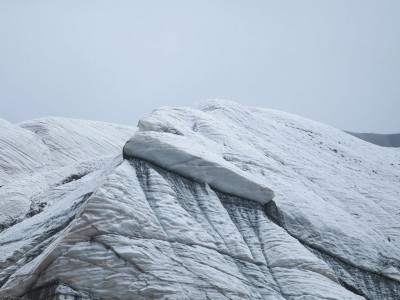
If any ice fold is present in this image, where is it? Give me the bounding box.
[123,131,275,204]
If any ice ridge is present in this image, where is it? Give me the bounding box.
[123,131,275,204]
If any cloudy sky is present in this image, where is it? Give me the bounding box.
[0,0,399,133]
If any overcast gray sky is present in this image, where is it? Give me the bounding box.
[0,0,399,133]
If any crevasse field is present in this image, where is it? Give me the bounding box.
[0,100,399,299]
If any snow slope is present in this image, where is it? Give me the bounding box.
[0,101,399,299]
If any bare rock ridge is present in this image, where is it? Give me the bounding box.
[347,132,400,148]
[0,100,399,299]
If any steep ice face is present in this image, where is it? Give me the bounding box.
[0,101,399,299]
[0,155,121,291]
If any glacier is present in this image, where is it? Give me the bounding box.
[0,100,399,299]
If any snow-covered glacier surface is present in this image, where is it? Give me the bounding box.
[0,101,399,299]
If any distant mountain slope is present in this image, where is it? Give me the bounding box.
[0,101,399,299]
[347,132,400,147]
